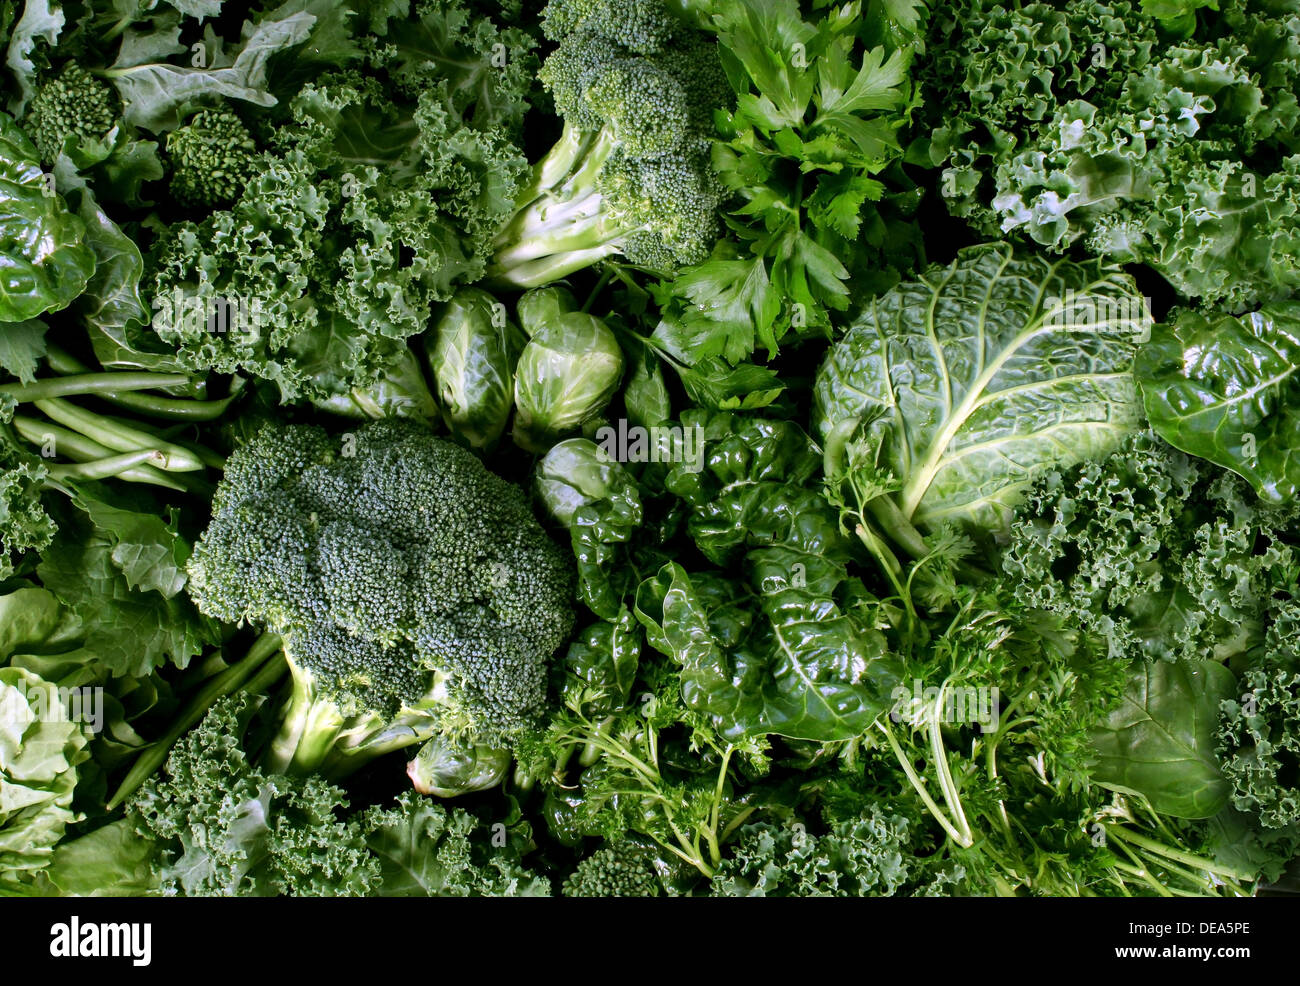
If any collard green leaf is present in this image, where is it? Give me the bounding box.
[2,0,63,117]
[0,111,95,322]
[814,242,1144,535]
[1090,659,1236,819]
[67,182,185,372]
[107,10,314,131]
[1135,303,1300,504]
[36,492,217,676]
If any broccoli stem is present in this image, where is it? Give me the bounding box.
[267,669,348,777]
[107,632,286,811]
[489,126,634,288]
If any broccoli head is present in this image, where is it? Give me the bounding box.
[24,64,118,164]
[488,0,729,287]
[562,841,661,897]
[166,109,259,208]
[187,418,575,776]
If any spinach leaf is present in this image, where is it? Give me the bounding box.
[0,110,95,322]
[634,413,901,743]
[1090,659,1236,819]
[1136,303,1300,504]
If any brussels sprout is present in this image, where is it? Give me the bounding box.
[406,733,511,798]
[517,285,578,337]
[512,313,623,453]
[425,288,524,448]
[311,348,438,422]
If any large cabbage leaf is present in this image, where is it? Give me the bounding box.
[0,666,90,892]
[813,242,1144,537]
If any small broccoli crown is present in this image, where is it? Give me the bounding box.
[541,31,725,156]
[541,0,686,54]
[562,842,660,897]
[188,419,575,735]
[492,4,728,285]
[25,65,118,163]
[288,626,429,719]
[599,146,724,266]
[166,109,260,208]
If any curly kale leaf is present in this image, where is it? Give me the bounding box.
[710,809,914,897]
[1002,432,1300,665]
[1219,603,1300,829]
[921,0,1300,308]
[363,790,550,897]
[132,695,380,897]
[148,0,534,400]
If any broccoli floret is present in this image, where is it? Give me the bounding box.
[131,695,380,897]
[488,0,729,287]
[187,418,575,778]
[562,841,661,897]
[166,109,259,208]
[24,65,118,164]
